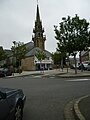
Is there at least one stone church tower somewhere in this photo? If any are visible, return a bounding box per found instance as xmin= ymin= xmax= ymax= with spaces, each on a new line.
xmin=21 ymin=3 xmax=53 ymax=71
xmin=32 ymin=4 xmax=46 ymax=50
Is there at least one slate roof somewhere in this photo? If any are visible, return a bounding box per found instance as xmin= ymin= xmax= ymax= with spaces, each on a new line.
xmin=44 ymin=50 xmax=51 ymax=57
xmin=25 ymin=42 xmax=34 ymax=52
xmin=25 ymin=45 xmax=51 ymax=57
xmin=2 ymin=41 xmax=51 ymax=58
xmin=26 ymin=47 xmax=41 ymax=57
xmin=4 ymin=49 xmax=12 ymax=57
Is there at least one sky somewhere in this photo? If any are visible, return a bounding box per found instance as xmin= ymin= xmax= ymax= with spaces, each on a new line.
xmin=0 ymin=0 xmax=90 ymax=52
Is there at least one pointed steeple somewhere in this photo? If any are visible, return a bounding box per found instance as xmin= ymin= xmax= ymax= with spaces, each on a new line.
xmin=32 ymin=3 xmax=46 ymax=50
xmin=36 ymin=4 xmax=40 ymax=22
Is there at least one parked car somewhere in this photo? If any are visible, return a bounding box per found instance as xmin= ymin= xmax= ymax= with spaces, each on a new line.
xmin=0 ymin=68 xmax=12 ymax=77
xmin=85 ymin=63 xmax=90 ymax=71
xmin=0 ymin=68 xmax=5 ymax=77
xmin=0 ymin=87 xmax=26 ymax=120
xmin=78 ymin=61 xmax=90 ymax=70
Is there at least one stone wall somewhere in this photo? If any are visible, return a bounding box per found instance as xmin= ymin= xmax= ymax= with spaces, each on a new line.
xmin=21 ymin=56 xmax=35 ymax=71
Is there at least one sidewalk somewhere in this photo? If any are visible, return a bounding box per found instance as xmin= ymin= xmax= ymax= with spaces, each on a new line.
xmin=10 ymin=68 xmax=90 ymax=78
xmin=64 ymin=95 xmax=90 ymax=120
xmin=78 ymin=95 xmax=90 ymax=120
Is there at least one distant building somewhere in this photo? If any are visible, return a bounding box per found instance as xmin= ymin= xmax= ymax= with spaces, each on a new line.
xmin=0 ymin=47 xmax=12 ymax=67
xmin=80 ymin=50 xmax=90 ymax=62
xmin=21 ymin=4 xmax=53 ymax=70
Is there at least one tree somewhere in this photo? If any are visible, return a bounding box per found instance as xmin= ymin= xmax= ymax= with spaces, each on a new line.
xmin=35 ymin=49 xmax=46 ymax=61
xmin=0 ymin=47 xmax=6 ymax=61
xmin=52 ymin=52 xmax=61 ymax=65
xmin=11 ymin=41 xmax=26 ymax=71
xmin=35 ymin=49 xmax=46 ymax=70
xmin=54 ymin=14 xmax=90 ymax=73
xmin=52 ymin=51 xmax=66 ymax=71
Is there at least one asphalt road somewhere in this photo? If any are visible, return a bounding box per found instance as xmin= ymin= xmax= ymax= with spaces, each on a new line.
xmin=0 ymin=76 xmax=90 ymax=120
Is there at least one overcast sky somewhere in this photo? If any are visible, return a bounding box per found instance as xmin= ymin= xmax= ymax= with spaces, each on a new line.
xmin=0 ymin=0 xmax=90 ymax=52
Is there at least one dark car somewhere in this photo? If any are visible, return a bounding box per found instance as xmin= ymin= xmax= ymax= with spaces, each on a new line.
xmin=78 ymin=61 xmax=90 ymax=70
xmin=0 ymin=87 xmax=26 ymax=120
xmin=0 ymin=68 xmax=5 ymax=77
xmin=86 ymin=63 xmax=90 ymax=70
xmin=0 ymin=68 xmax=12 ymax=77
xmin=4 ymin=68 xmax=13 ymax=76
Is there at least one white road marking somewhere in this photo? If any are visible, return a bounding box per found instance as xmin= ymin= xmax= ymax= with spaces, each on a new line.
xmin=33 ymin=76 xmax=42 ymax=78
xmin=52 ymin=75 xmax=55 ymax=76
xmin=67 ymin=79 xmax=90 ymax=82
xmin=49 ymin=77 xmax=55 ymax=78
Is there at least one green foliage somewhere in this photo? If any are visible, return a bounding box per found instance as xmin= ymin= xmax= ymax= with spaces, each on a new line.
xmin=52 ymin=52 xmax=61 ymax=64
xmin=0 ymin=47 xmax=6 ymax=61
xmin=54 ymin=14 xmax=90 ymax=56
xmin=35 ymin=50 xmax=46 ymax=60
xmin=11 ymin=41 xmax=26 ymax=67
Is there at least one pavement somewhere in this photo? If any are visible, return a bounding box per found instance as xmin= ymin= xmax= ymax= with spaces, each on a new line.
xmin=8 ymin=67 xmax=90 ymax=78
xmin=7 ymin=68 xmax=90 ymax=120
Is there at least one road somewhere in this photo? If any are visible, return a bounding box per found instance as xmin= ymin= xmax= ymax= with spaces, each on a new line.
xmin=0 ymin=75 xmax=90 ymax=120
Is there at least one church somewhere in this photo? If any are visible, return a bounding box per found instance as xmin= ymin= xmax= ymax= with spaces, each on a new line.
xmin=21 ymin=4 xmax=53 ymax=71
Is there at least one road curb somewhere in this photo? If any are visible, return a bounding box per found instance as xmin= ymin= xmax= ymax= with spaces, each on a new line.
xmin=74 ymin=95 xmax=89 ymax=120
xmin=64 ymin=95 xmax=89 ymax=120
xmin=58 ymin=75 xmax=90 ymax=78
xmin=64 ymin=99 xmax=76 ymax=120
xmin=9 ymin=74 xmax=90 ymax=79
xmin=2 ymin=73 xmax=44 ymax=79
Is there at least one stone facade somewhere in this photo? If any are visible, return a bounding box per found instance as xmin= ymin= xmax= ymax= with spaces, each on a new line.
xmin=21 ymin=56 xmax=35 ymax=71
xmin=81 ymin=50 xmax=90 ymax=62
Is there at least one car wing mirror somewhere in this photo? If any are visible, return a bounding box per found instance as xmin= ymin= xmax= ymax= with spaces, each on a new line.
xmin=0 ymin=92 xmax=7 ymax=99
xmin=2 ymin=93 xmax=7 ymax=99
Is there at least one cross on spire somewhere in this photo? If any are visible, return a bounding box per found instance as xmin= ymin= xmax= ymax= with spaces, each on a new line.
xmin=37 ymin=0 xmax=38 ymax=4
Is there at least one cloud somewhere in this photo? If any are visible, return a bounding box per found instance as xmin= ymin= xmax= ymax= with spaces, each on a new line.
xmin=0 ymin=0 xmax=90 ymax=52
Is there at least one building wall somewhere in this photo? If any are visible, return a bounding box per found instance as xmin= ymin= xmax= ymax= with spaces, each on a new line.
xmin=69 ymin=57 xmax=80 ymax=64
xmin=81 ymin=54 xmax=89 ymax=61
xmin=81 ymin=51 xmax=89 ymax=62
xmin=21 ymin=56 xmax=35 ymax=71
xmin=88 ymin=50 xmax=90 ymax=60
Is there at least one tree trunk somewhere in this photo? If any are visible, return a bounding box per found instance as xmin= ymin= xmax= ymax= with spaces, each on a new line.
xmin=74 ymin=54 xmax=77 ymax=74
xmin=79 ymin=51 xmax=82 ymax=63
xmin=61 ymin=58 xmax=63 ymax=72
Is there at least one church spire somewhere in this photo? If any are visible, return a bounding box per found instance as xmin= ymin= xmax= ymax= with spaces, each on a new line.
xmin=36 ymin=4 xmax=40 ymax=22
xmin=32 ymin=3 xmax=46 ymax=50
